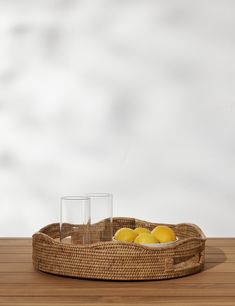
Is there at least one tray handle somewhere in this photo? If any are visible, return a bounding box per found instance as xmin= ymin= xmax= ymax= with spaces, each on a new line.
xmin=164 ymin=250 xmax=205 ymax=273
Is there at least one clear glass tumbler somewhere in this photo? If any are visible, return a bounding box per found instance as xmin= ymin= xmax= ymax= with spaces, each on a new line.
xmin=60 ymin=196 xmax=91 ymax=244
xmin=87 ymin=193 xmax=113 ymax=243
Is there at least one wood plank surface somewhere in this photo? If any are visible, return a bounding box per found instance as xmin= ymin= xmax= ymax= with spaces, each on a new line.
xmin=0 ymin=238 xmax=234 ymax=305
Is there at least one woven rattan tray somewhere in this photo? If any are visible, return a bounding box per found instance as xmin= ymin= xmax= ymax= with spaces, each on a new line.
xmin=32 ymin=217 xmax=206 ymax=281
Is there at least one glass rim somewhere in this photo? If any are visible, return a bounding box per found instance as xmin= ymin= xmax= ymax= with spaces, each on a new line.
xmin=61 ymin=196 xmax=90 ymax=201
xmin=87 ymin=193 xmax=112 ymax=198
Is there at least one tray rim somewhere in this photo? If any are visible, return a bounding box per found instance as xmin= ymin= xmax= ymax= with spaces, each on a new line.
xmin=33 ymin=217 xmax=206 ymax=250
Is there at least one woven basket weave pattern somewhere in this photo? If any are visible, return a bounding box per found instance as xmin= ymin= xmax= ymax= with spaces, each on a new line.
xmin=32 ymin=217 xmax=206 ymax=281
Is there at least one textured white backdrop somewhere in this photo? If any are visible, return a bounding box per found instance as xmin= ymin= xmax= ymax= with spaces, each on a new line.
xmin=0 ymin=0 xmax=235 ymax=236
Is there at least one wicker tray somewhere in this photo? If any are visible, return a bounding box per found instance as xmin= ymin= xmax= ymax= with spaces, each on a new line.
xmin=32 ymin=217 xmax=206 ymax=281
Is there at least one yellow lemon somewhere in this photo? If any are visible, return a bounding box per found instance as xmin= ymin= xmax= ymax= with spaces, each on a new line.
xmin=114 ymin=228 xmax=138 ymax=242
xmin=134 ymin=227 xmax=151 ymax=235
xmin=134 ymin=233 xmax=159 ymax=244
xmin=151 ymin=225 xmax=176 ymax=243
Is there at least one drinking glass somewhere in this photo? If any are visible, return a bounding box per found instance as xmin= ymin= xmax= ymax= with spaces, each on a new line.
xmin=60 ymin=196 xmax=91 ymax=244
xmin=87 ymin=193 xmax=113 ymax=243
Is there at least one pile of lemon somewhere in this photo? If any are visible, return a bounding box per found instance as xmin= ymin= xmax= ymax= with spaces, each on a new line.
xmin=114 ymin=226 xmax=176 ymax=244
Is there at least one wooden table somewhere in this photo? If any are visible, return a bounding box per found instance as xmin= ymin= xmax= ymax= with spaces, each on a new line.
xmin=0 ymin=238 xmax=235 ymax=306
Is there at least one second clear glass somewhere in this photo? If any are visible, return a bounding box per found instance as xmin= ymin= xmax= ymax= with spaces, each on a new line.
xmin=87 ymin=193 xmax=113 ymax=243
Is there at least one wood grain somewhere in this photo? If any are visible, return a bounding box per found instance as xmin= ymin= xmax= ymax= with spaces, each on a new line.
xmin=0 ymin=238 xmax=234 ymax=305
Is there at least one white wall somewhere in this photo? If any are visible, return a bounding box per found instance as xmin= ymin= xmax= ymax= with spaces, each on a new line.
xmin=0 ymin=0 xmax=235 ymax=237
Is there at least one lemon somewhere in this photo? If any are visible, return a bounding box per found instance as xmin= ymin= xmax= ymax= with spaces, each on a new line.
xmin=134 ymin=227 xmax=151 ymax=235
xmin=151 ymin=225 xmax=176 ymax=243
xmin=134 ymin=233 xmax=159 ymax=244
xmin=114 ymin=228 xmax=138 ymax=242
